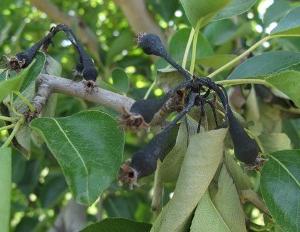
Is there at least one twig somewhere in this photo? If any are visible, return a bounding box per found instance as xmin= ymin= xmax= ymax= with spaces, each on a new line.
xmin=35 ymin=74 xmax=135 ymax=114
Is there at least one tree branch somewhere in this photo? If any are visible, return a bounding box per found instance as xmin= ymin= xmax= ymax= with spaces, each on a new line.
xmin=35 ymin=74 xmax=135 ymax=114
xmin=113 ymin=0 xmax=166 ymax=44
xmin=29 ymin=0 xmax=100 ymax=63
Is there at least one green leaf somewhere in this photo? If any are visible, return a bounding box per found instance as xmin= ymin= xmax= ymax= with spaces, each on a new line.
xmin=190 ymin=192 xmax=231 ymax=232
xmin=282 ymin=119 xmax=300 ymax=149
xmin=225 ymin=153 xmax=252 ymax=191
xmin=169 ymin=28 xmax=213 ymax=64
xmin=228 ymin=51 xmax=300 ymax=79
xmin=212 ymin=165 xmax=247 ymax=232
xmin=204 ymin=19 xmax=252 ymax=45
xmin=266 ymin=70 xmax=300 ymax=107
xmin=259 ymin=133 xmax=291 ymax=153
xmin=271 ymin=6 xmax=300 ymax=35
xmin=151 ymin=128 xmax=228 ymax=232
xmin=157 ymin=117 xmax=198 ymax=183
xmin=81 ymin=218 xmax=151 ymax=232
xmin=106 ymin=31 xmax=134 ymax=65
xmin=112 ymin=68 xmax=129 ymax=94
xmin=30 ymin=110 xmax=124 ymax=205
xmin=263 ymin=0 xmax=291 ymax=26
xmin=215 ymin=0 xmax=257 ymax=20
xmin=0 ymin=52 xmax=45 ymax=103
xmin=0 ymin=147 xmax=11 ymax=232
xmin=261 ymin=150 xmax=300 ymax=232
xmin=19 ymin=52 xmax=46 ymax=93
xmin=179 ymin=0 xmax=230 ymax=27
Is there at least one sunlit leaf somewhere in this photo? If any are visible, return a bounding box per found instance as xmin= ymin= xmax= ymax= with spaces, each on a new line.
xmin=261 ymin=150 xmax=300 ymax=232
xmin=215 ymin=0 xmax=257 ymax=20
xmin=30 ymin=110 xmax=124 ymax=205
xmin=263 ymin=0 xmax=291 ymax=26
xmin=180 ymin=0 xmax=230 ymax=27
xmin=271 ymin=6 xmax=300 ymax=35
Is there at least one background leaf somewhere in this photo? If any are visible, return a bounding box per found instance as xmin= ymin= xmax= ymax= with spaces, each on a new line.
xmin=263 ymin=0 xmax=291 ymax=26
xmin=169 ymin=28 xmax=213 ymax=64
xmin=227 ymin=51 xmax=300 ymax=79
xmin=106 ymin=31 xmax=134 ymax=65
xmin=112 ymin=68 xmax=129 ymax=94
xmin=30 ymin=110 xmax=124 ymax=205
xmin=271 ymin=6 xmax=300 ymax=35
xmin=81 ymin=218 xmax=151 ymax=232
xmin=0 ymin=147 xmax=11 ymax=232
xmin=261 ymin=150 xmax=300 ymax=232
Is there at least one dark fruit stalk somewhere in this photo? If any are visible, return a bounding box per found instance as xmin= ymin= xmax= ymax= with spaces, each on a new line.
xmin=57 ymin=24 xmax=98 ymax=81
xmin=227 ymin=108 xmax=260 ymax=165
xmin=15 ymin=28 xmax=58 ymax=68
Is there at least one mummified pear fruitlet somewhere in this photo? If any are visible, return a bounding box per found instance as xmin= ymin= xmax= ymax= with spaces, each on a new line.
xmin=227 ymin=108 xmax=260 ymax=165
xmin=137 ymin=33 xmax=167 ymax=57
xmin=130 ymin=124 xmax=179 ymax=178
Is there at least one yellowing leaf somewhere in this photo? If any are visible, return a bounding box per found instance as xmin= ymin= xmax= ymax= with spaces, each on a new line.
xmin=212 ymin=165 xmax=247 ymax=232
xmin=151 ymin=128 xmax=227 ymax=232
xmin=190 ymin=192 xmax=231 ymax=232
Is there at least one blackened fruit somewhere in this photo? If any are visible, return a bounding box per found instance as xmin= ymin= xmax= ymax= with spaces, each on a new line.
xmin=82 ymin=66 xmax=98 ymax=81
xmin=137 ymin=33 xmax=167 ymax=57
xmin=227 ymin=108 xmax=260 ymax=165
xmin=131 ymin=123 xmax=179 ymax=178
xmin=130 ymin=96 xmax=169 ymax=124
xmin=15 ymin=43 xmax=42 ymax=68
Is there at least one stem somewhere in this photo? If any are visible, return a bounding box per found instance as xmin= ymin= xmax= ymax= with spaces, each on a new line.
xmin=1 ymin=118 xmax=24 ymax=148
xmin=208 ymin=36 xmax=271 ymax=78
xmin=144 ymin=65 xmax=157 ymax=100
xmin=208 ymin=34 xmax=300 ymax=78
xmin=182 ymin=28 xmax=195 ymax=69
xmin=216 ymin=79 xmax=273 ymax=87
xmin=190 ymin=20 xmax=202 ymax=75
xmin=0 ymin=116 xmax=17 ymax=122
xmin=0 ymin=124 xmax=16 ymax=131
